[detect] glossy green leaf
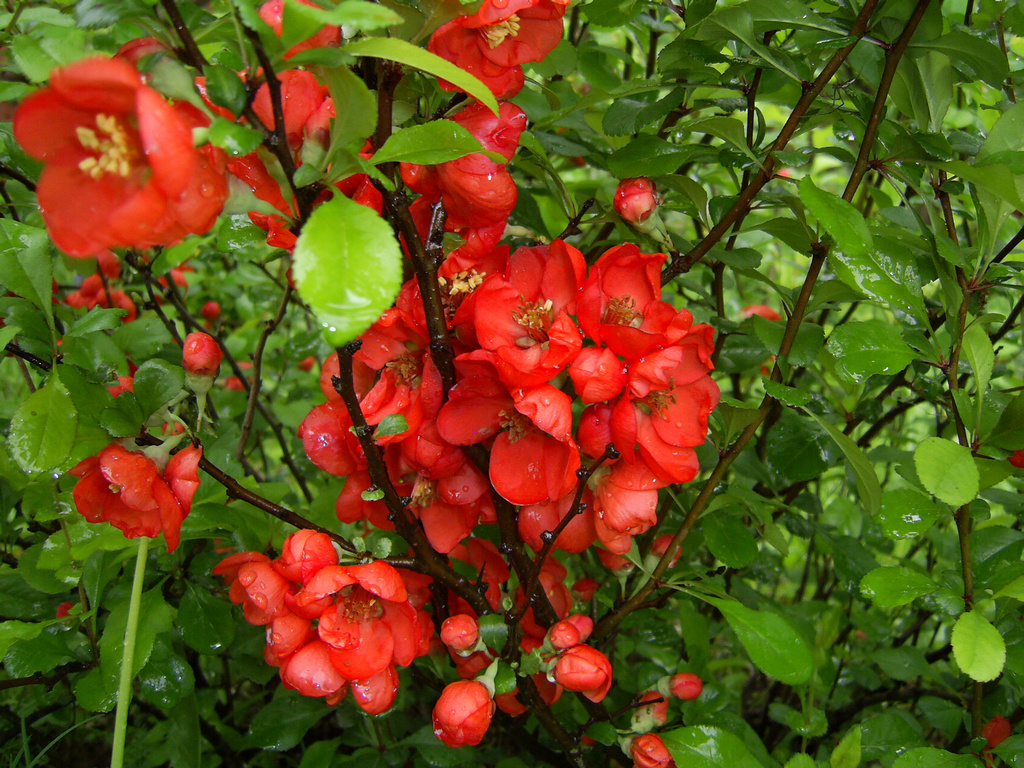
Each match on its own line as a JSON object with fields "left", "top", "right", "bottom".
{"left": 762, "top": 379, "right": 812, "bottom": 407}
{"left": 282, "top": 0, "right": 399, "bottom": 49}
{"left": 374, "top": 414, "right": 409, "bottom": 439}
{"left": 208, "top": 116, "right": 264, "bottom": 157}
{"left": 292, "top": 193, "right": 403, "bottom": 347}
{"left": 806, "top": 411, "right": 882, "bottom": 514}
{"left": 663, "top": 725, "right": 764, "bottom": 768}
{"left": 914, "top": 437, "right": 979, "bottom": 507}
{"left": 178, "top": 582, "right": 236, "bottom": 654}
{"left": 984, "top": 395, "right": 1024, "bottom": 449}
{"left": 0, "top": 220, "right": 54, "bottom": 330}
{"left": 892, "top": 747, "right": 984, "bottom": 768}
{"left": 608, "top": 135, "right": 700, "bottom": 178}
{"left": 703, "top": 512, "right": 759, "bottom": 568}
{"left": 827, "top": 322, "right": 917, "bottom": 382}
{"left": 877, "top": 490, "right": 943, "bottom": 540}
{"left": 9, "top": 371, "right": 77, "bottom": 474}
{"left": 860, "top": 566, "right": 938, "bottom": 608}
{"left": 962, "top": 322, "right": 993, "bottom": 396}
{"left": 322, "top": 64, "right": 377, "bottom": 158}
{"left": 0, "top": 620, "right": 44, "bottom": 658}
{"left": 371, "top": 121, "right": 486, "bottom": 166}
{"left": 750, "top": 316, "right": 824, "bottom": 366}
{"left": 799, "top": 177, "right": 871, "bottom": 257}
{"left": 344, "top": 37, "right": 498, "bottom": 115}
{"left": 248, "top": 687, "right": 331, "bottom": 750}
{"left": 951, "top": 610, "right": 1005, "bottom": 682}
{"left": 202, "top": 64, "right": 247, "bottom": 115}
{"left": 705, "top": 598, "right": 813, "bottom": 684}
{"left": 133, "top": 359, "right": 185, "bottom": 419}
{"left": 100, "top": 587, "right": 173, "bottom": 685}
{"left": 828, "top": 242, "right": 929, "bottom": 325}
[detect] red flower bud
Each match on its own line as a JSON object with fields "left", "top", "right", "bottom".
{"left": 182, "top": 332, "right": 223, "bottom": 377}
{"left": 553, "top": 644, "right": 612, "bottom": 702}
{"left": 432, "top": 680, "right": 495, "bottom": 747}
{"left": 548, "top": 620, "right": 582, "bottom": 650}
{"left": 667, "top": 672, "right": 702, "bottom": 701}
{"left": 441, "top": 614, "right": 480, "bottom": 653}
{"left": 614, "top": 177, "right": 660, "bottom": 225}
{"left": 740, "top": 304, "right": 781, "bottom": 321}
{"left": 631, "top": 691, "right": 669, "bottom": 733}
{"left": 1010, "top": 449, "right": 1024, "bottom": 469}
{"left": 201, "top": 301, "right": 221, "bottom": 322}
{"left": 630, "top": 733, "right": 676, "bottom": 768}
{"left": 983, "top": 715, "right": 1012, "bottom": 750}
{"left": 56, "top": 601, "right": 74, "bottom": 619}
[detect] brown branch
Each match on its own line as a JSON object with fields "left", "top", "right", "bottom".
{"left": 159, "top": 0, "right": 209, "bottom": 68}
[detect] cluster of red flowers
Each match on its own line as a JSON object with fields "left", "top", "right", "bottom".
{"left": 213, "top": 530, "right": 431, "bottom": 714}
{"left": 300, "top": 239, "right": 720, "bottom": 558}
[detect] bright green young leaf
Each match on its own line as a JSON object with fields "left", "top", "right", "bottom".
{"left": 705, "top": 598, "right": 813, "bottom": 684}
{"left": 343, "top": 37, "right": 498, "bottom": 115}
{"left": 477, "top": 613, "right": 508, "bottom": 649}
{"left": 859, "top": 567, "right": 938, "bottom": 608}
{"left": 9, "top": 371, "right": 77, "bottom": 474}
{"left": 322, "top": 64, "right": 377, "bottom": 159}
{"left": 662, "top": 726, "right": 764, "bottom": 768}
{"left": 208, "top": 116, "right": 264, "bottom": 157}
{"left": 826, "top": 321, "right": 917, "bottom": 382}
{"left": 374, "top": 414, "right": 409, "bottom": 438}
{"left": 831, "top": 726, "right": 861, "bottom": 768}
{"left": 806, "top": 411, "right": 882, "bottom": 514}
{"left": 750, "top": 316, "right": 824, "bottom": 366}
{"left": 786, "top": 756, "right": 817, "bottom": 768}
{"left": 914, "top": 437, "right": 979, "bottom": 507}
{"left": 962, "top": 322, "right": 993, "bottom": 396}
{"left": 798, "top": 177, "right": 871, "bottom": 257}
{"left": 292, "top": 193, "right": 404, "bottom": 347}
{"left": 994, "top": 575, "right": 1024, "bottom": 602}
{"left": 762, "top": 379, "right": 812, "bottom": 407}
{"left": 951, "top": 610, "right": 1005, "bottom": 682}
{"left": 371, "top": 121, "right": 486, "bottom": 166}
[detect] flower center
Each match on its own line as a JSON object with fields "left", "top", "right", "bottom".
{"left": 439, "top": 270, "right": 485, "bottom": 318}
{"left": 410, "top": 476, "right": 438, "bottom": 508}
{"left": 385, "top": 352, "right": 420, "bottom": 386}
{"left": 498, "top": 409, "right": 531, "bottom": 443}
{"left": 604, "top": 296, "right": 643, "bottom": 327}
{"left": 76, "top": 113, "right": 139, "bottom": 180}
{"left": 482, "top": 14, "right": 521, "bottom": 48}
{"left": 513, "top": 299, "right": 553, "bottom": 346}
{"left": 337, "top": 585, "right": 385, "bottom": 622}
{"left": 638, "top": 390, "right": 676, "bottom": 416}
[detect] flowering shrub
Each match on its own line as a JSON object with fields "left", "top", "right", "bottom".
{"left": 1, "top": 1, "right": 1024, "bottom": 767}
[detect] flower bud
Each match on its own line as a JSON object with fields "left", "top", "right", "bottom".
{"left": 1010, "top": 449, "right": 1024, "bottom": 469}
{"left": 630, "top": 733, "right": 676, "bottom": 768}
{"left": 740, "top": 304, "right": 781, "bottom": 321}
{"left": 573, "top": 577, "right": 599, "bottom": 602}
{"left": 441, "top": 614, "right": 480, "bottom": 654}
{"left": 183, "top": 331, "right": 223, "bottom": 378}
{"left": 432, "top": 679, "right": 495, "bottom": 747}
{"left": 201, "top": 300, "right": 221, "bottom": 322}
{"left": 665, "top": 671, "right": 702, "bottom": 701}
{"left": 552, "top": 644, "right": 612, "bottom": 702}
{"left": 631, "top": 690, "right": 669, "bottom": 733}
{"left": 614, "top": 177, "right": 660, "bottom": 225}
{"left": 983, "top": 715, "right": 1012, "bottom": 750}
{"left": 547, "top": 620, "right": 582, "bottom": 650}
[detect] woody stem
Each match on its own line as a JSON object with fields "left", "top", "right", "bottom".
{"left": 110, "top": 535, "right": 149, "bottom": 768}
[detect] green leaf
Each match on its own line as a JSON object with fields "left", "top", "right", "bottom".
{"left": 762, "top": 380, "right": 812, "bottom": 407}
{"left": 9, "top": 371, "right": 78, "bottom": 474}
{"left": 705, "top": 598, "right": 813, "bottom": 684}
{"left": 372, "top": 121, "right": 488, "bottom": 166}
{"left": 914, "top": 437, "right": 979, "bottom": 507}
{"left": 343, "top": 37, "right": 498, "bottom": 115}
{"left": 750, "top": 316, "right": 824, "bottom": 366}
{"left": 607, "top": 135, "right": 700, "bottom": 178}
{"left": 247, "top": 687, "right": 331, "bottom": 750}
{"left": 961, "top": 322, "right": 993, "bottom": 396}
{"left": 0, "top": 220, "right": 54, "bottom": 330}
{"left": 292, "top": 193, "right": 404, "bottom": 347}
{"left": 994, "top": 575, "right": 1024, "bottom": 601}
{"left": 828, "top": 241, "right": 929, "bottom": 324}
{"left": 805, "top": 411, "right": 882, "bottom": 514}
{"left": 202, "top": 65, "right": 248, "bottom": 115}
{"left": 133, "top": 359, "right": 185, "bottom": 419}
{"left": 799, "top": 177, "right": 871, "bottom": 257}
{"left": 786, "top": 757, "right": 817, "bottom": 768}
{"left": 100, "top": 588, "right": 173, "bottom": 686}
{"left": 65, "top": 307, "right": 127, "bottom": 337}
{"left": 283, "top": 0, "right": 399, "bottom": 49}
{"left": 477, "top": 613, "right": 508, "bottom": 650}
{"left": 985, "top": 395, "right": 1024, "bottom": 449}
{"left": 208, "top": 116, "right": 264, "bottom": 157}
{"left": 585, "top": 722, "right": 619, "bottom": 747}
{"left": 677, "top": 116, "right": 761, "bottom": 165}
{"left": 826, "top": 321, "right": 917, "bottom": 382}
{"left": 703, "top": 512, "right": 759, "bottom": 568}
{"left": 892, "top": 747, "right": 984, "bottom": 768}
{"left": 0, "top": 620, "right": 45, "bottom": 658}
{"left": 860, "top": 567, "right": 938, "bottom": 608}
{"left": 374, "top": 414, "right": 409, "bottom": 439}
{"left": 178, "top": 582, "right": 236, "bottom": 654}
{"left": 322, "top": 64, "right": 377, "bottom": 159}
{"left": 10, "top": 34, "right": 61, "bottom": 83}
{"left": 662, "top": 726, "right": 764, "bottom": 768}
{"left": 951, "top": 610, "right": 1005, "bottom": 682}
{"left": 877, "top": 490, "right": 944, "bottom": 540}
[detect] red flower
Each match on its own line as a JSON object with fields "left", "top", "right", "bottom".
{"left": 297, "top": 561, "right": 424, "bottom": 680}
{"left": 630, "top": 733, "right": 676, "bottom": 768}
{"left": 983, "top": 715, "right": 1012, "bottom": 750}
{"left": 614, "top": 177, "right": 660, "bottom": 224}
{"left": 432, "top": 680, "right": 495, "bottom": 747}
{"left": 14, "top": 56, "right": 227, "bottom": 256}
{"left": 69, "top": 442, "right": 202, "bottom": 552}
{"left": 280, "top": 639, "right": 349, "bottom": 701}
{"left": 65, "top": 273, "right": 137, "bottom": 321}
{"left": 1009, "top": 449, "right": 1024, "bottom": 469}
{"left": 553, "top": 644, "right": 612, "bottom": 702}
